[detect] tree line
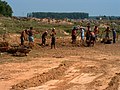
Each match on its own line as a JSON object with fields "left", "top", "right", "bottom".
{"left": 27, "top": 12, "right": 89, "bottom": 19}
{"left": 90, "top": 16, "right": 120, "bottom": 20}
{"left": 0, "top": 0, "right": 13, "bottom": 17}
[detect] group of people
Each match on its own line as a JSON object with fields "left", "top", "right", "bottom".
{"left": 41, "top": 28, "right": 56, "bottom": 49}
{"left": 20, "top": 25, "right": 117, "bottom": 49}
{"left": 20, "top": 27, "right": 56, "bottom": 49}
{"left": 71, "top": 25, "right": 117, "bottom": 47}
{"left": 20, "top": 27, "right": 38, "bottom": 48}
{"left": 104, "top": 26, "right": 117, "bottom": 43}
{"left": 71, "top": 25, "right": 98, "bottom": 46}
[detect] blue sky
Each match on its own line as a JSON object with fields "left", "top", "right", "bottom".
{"left": 5, "top": 0, "right": 120, "bottom": 16}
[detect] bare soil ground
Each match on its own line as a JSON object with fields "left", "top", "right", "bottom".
{"left": 0, "top": 37, "right": 120, "bottom": 90}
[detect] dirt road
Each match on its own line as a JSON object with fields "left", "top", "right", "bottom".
{"left": 0, "top": 41, "right": 120, "bottom": 90}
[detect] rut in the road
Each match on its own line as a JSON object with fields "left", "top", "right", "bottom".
{"left": 10, "top": 61, "right": 74, "bottom": 90}
{"left": 104, "top": 73, "right": 120, "bottom": 90}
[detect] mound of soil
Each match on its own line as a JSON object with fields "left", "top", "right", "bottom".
{"left": 10, "top": 61, "right": 73, "bottom": 90}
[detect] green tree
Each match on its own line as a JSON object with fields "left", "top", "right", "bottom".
{"left": 0, "top": 0, "right": 13, "bottom": 17}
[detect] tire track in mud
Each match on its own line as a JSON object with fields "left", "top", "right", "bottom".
{"left": 10, "top": 61, "right": 75, "bottom": 90}
{"left": 104, "top": 73, "right": 120, "bottom": 90}
{"left": 79, "top": 57, "right": 120, "bottom": 90}
{"left": 10, "top": 60, "right": 103, "bottom": 90}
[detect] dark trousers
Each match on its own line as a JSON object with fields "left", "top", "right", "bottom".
{"left": 51, "top": 37, "right": 55, "bottom": 49}
{"left": 20, "top": 37, "right": 24, "bottom": 45}
{"left": 42, "top": 37, "right": 46, "bottom": 45}
{"left": 113, "top": 37, "right": 116, "bottom": 43}
{"left": 72, "top": 35, "right": 76, "bottom": 43}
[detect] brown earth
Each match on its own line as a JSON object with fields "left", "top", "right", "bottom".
{"left": 0, "top": 37, "right": 120, "bottom": 90}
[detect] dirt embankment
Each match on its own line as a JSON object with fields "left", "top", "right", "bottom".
{"left": 10, "top": 61, "right": 73, "bottom": 90}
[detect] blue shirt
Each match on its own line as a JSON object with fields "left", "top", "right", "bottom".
{"left": 112, "top": 29, "right": 116, "bottom": 38}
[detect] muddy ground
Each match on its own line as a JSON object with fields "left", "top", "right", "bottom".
{"left": 0, "top": 37, "right": 120, "bottom": 90}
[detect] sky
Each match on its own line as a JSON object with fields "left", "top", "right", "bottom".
{"left": 4, "top": 0, "right": 120, "bottom": 17}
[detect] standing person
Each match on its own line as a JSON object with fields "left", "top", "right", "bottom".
{"left": 80, "top": 27, "right": 85, "bottom": 45}
{"left": 20, "top": 29, "right": 27, "bottom": 46}
{"left": 20, "top": 30, "right": 24, "bottom": 46}
{"left": 71, "top": 26, "right": 77, "bottom": 44}
{"left": 104, "top": 26, "right": 111, "bottom": 40}
{"left": 112, "top": 28, "right": 117, "bottom": 43}
{"left": 27, "top": 27, "right": 38, "bottom": 48}
{"left": 89, "top": 31, "right": 96, "bottom": 46}
{"left": 41, "top": 31, "right": 48, "bottom": 46}
{"left": 93, "top": 26, "right": 99, "bottom": 41}
{"left": 50, "top": 28, "right": 56, "bottom": 49}
{"left": 85, "top": 26, "right": 91, "bottom": 47}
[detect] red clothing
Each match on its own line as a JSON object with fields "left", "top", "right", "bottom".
{"left": 72, "top": 29, "right": 76, "bottom": 36}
